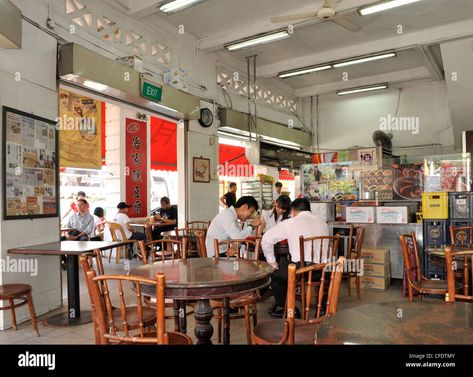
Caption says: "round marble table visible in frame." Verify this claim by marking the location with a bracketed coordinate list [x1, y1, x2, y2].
[131, 258, 273, 344]
[315, 301, 473, 344]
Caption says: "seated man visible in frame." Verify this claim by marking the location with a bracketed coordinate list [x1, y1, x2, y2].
[261, 198, 329, 317]
[206, 196, 261, 258]
[113, 202, 147, 259]
[151, 197, 178, 241]
[66, 199, 94, 241]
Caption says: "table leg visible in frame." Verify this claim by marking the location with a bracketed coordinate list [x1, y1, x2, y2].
[173, 300, 180, 332]
[194, 299, 213, 345]
[47, 255, 92, 326]
[223, 297, 230, 345]
[179, 300, 187, 334]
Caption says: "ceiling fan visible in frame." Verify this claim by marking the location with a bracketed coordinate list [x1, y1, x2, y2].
[270, 0, 362, 33]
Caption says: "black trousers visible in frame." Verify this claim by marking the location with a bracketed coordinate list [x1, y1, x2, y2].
[271, 261, 324, 308]
[152, 225, 175, 240]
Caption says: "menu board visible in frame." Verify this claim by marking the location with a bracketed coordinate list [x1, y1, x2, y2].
[3, 107, 58, 219]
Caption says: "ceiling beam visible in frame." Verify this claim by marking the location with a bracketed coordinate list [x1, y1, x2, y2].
[416, 45, 444, 81]
[257, 18, 473, 78]
[197, 0, 374, 52]
[295, 66, 431, 97]
[125, 0, 163, 19]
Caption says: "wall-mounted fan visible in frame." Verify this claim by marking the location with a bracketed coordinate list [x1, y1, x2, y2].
[271, 0, 361, 32]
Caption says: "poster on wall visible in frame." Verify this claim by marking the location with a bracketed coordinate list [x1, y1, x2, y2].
[125, 118, 148, 218]
[2, 106, 59, 219]
[59, 89, 102, 169]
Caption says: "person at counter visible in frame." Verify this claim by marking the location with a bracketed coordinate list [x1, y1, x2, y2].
[151, 197, 178, 241]
[220, 182, 237, 208]
[262, 198, 329, 317]
[206, 196, 261, 257]
[65, 199, 94, 241]
[274, 182, 283, 201]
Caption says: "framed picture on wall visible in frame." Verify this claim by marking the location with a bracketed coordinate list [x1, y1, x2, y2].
[2, 106, 59, 219]
[193, 157, 210, 183]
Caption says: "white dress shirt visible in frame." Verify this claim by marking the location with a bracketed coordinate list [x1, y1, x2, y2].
[206, 207, 253, 257]
[262, 211, 329, 264]
[112, 213, 132, 239]
[261, 209, 282, 232]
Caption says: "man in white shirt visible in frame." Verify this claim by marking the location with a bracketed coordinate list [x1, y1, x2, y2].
[262, 198, 329, 317]
[206, 196, 261, 257]
[273, 181, 283, 201]
[112, 202, 147, 259]
[66, 199, 94, 240]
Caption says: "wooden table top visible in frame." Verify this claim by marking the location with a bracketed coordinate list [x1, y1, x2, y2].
[8, 241, 132, 256]
[315, 301, 473, 345]
[130, 258, 273, 300]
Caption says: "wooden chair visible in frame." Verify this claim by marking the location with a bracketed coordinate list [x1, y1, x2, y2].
[345, 225, 365, 300]
[139, 239, 187, 264]
[186, 220, 210, 230]
[445, 246, 473, 302]
[85, 270, 192, 344]
[106, 222, 136, 263]
[212, 238, 261, 344]
[449, 225, 473, 296]
[399, 233, 456, 301]
[297, 235, 340, 312]
[252, 257, 345, 345]
[0, 284, 39, 336]
[174, 228, 206, 258]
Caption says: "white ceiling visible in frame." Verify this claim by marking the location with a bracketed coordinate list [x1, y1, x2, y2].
[113, 0, 473, 96]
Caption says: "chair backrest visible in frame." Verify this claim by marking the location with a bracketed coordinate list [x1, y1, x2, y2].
[139, 239, 187, 264]
[186, 221, 210, 230]
[175, 227, 206, 257]
[445, 246, 473, 302]
[194, 230, 207, 258]
[347, 225, 365, 260]
[285, 257, 345, 345]
[299, 235, 340, 265]
[85, 270, 169, 344]
[449, 225, 473, 246]
[399, 233, 423, 289]
[107, 222, 128, 241]
[213, 238, 261, 261]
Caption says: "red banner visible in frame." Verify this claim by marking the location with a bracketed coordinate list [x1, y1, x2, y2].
[125, 118, 148, 218]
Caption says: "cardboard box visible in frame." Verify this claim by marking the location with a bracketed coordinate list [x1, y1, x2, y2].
[310, 202, 335, 222]
[376, 206, 409, 224]
[351, 275, 391, 290]
[363, 262, 390, 277]
[346, 207, 375, 223]
[360, 248, 390, 264]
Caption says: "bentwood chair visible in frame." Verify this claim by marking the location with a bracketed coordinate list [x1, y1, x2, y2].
[212, 238, 261, 344]
[0, 284, 40, 336]
[345, 225, 365, 300]
[86, 270, 192, 344]
[174, 228, 206, 258]
[79, 250, 156, 344]
[252, 257, 345, 345]
[186, 220, 210, 231]
[399, 233, 458, 301]
[445, 247, 473, 303]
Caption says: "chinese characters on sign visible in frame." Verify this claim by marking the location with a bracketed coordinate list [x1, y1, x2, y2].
[125, 118, 148, 218]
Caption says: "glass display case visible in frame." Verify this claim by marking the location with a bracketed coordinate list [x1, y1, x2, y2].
[241, 179, 273, 210]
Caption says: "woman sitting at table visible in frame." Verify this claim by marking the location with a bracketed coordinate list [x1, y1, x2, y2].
[90, 207, 106, 241]
[258, 195, 291, 236]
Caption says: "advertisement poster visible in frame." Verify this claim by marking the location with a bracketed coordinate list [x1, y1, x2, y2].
[3, 107, 58, 219]
[59, 89, 102, 169]
[125, 118, 148, 218]
[441, 160, 468, 192]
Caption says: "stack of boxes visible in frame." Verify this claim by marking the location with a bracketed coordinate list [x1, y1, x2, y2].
[351, 248, 391, 290]
[422, 192, 472, 279]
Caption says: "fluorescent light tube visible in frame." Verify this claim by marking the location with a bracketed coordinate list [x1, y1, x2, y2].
[261, 136, 301, 149]
[333, 52, 396, 68]
[160, 0, 203, 13]
[359, 0, 421, 16]
[226, 31, 290, 51]
[278, 65, 332, 79]
[337, 84, 388, 96]
[83, 80, 108, 92]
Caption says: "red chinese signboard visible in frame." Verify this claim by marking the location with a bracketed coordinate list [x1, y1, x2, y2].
[125, 118, 148, 218]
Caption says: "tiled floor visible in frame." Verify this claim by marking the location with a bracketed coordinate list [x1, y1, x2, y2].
[0, 259, 406, 345]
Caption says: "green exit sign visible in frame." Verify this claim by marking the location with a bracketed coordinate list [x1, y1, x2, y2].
[141, 81, 162, 102]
